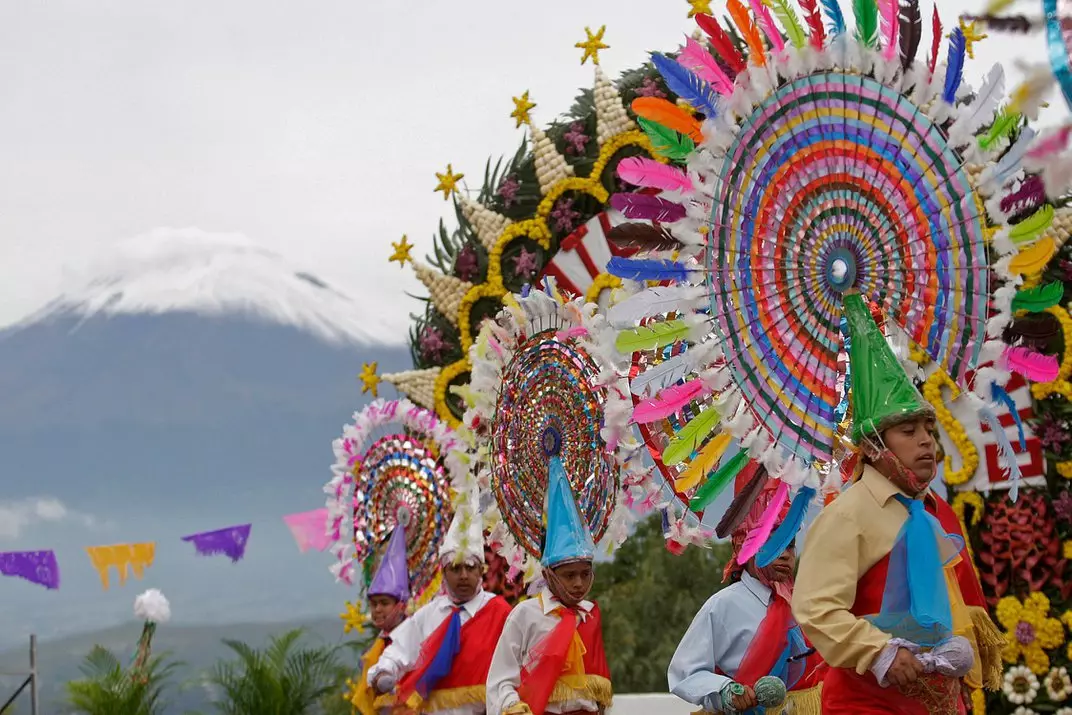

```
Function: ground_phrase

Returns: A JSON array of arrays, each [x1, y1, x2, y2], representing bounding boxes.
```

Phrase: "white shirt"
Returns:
[[486, 588, 600, 715], [368, 588, 497, 715], [667, 572, 773, 713]]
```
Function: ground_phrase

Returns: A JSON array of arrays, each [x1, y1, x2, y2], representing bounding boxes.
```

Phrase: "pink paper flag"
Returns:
[[283, 509, 332, 553]]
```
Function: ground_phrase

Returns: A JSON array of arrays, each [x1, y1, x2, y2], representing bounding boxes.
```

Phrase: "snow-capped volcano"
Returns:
[[28, 227, 402, 346]]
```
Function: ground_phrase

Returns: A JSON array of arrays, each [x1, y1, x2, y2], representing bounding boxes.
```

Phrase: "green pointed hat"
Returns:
[[843, 291, 934, 445]]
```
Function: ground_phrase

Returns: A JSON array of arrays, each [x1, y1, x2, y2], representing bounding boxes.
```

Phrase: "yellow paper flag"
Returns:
[[85, 543, 156, 590]]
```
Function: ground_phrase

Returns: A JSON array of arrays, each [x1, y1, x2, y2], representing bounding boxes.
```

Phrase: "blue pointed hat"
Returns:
[[368, 522, 410, 602], [540, 428, 596, 568]]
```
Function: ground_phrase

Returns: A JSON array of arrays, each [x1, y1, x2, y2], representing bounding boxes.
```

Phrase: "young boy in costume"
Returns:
[[668, 466, 824, 715], [792, 291, 1004, 714], [369, 496, 512, 714], [485, 452, 613, 715], [351, 522, 411, 715]]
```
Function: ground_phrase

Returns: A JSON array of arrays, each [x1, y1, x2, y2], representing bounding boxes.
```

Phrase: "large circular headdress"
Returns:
[[595, 2, 1062, 549], [462, 284, 641, 578], [324, 397, 464, 605]]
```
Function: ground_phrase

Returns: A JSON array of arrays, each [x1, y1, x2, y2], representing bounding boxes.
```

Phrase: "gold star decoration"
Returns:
[[575, 25, 609, 66], [340, 601, 368, 634], [389, 234, 413, 267], [359, 362, 381, 397], [434, 164, 464, 200], [687, 0, 713, 18], [959, 18, 988, 59], [510, 91, 537, 128]]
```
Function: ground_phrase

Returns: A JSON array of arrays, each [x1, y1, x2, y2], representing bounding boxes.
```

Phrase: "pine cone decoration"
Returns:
[[976, 489, 1067, 606]]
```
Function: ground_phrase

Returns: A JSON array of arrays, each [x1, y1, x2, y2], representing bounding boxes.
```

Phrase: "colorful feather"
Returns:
[[737, 480, 789, 564], [942, 27, 966, 103], [978, 405, 1022, 502], [632, 99, 704, 143], [979, 109, 1021, 151], [615, 318, 694, 354], [694, 13, 747, 73], [927, 5, 942, 75], [853, 0, 880, 46], [606, 255, 691, 282], [608, 285, 706, 328], [1008, 236, 1056, 274], [799, 0, 827, 48], [948, 65, 1005, 142], [677, 36, 735, 95], [690, 450, 751, 512], [879, 0, 899, 61], [715, 462, 768, 538], [1009, 204, 1054, 243], [986, 127, 1037, 191], [820, 0, 847, 35], [650, 53, 720, 118], [1004, 345, 1060, 382], [675, 432, 734, 493], [755, 486, 816, 567], [609, 193, 688, 223], [999, 175, 1046, 215], [606, 222, 682, 253], [990, 384, 1026, 450], [635, 116, 698, 161], [728, 0, 769, 65], [617, 156, 693, 192], [765, 0, 809, 48], [1012, 281, 1064, 312], [1026, 125, 1072, 160], [751, 0, 787, 52], [630, 350, 698, 396], [897, 0, 922, 69], [633, 379, 711, 424], [664, 407, 724, 465]]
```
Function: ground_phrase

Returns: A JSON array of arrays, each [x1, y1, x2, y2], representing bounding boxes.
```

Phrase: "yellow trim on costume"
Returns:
[[351, 639, 387, 715], [691, 682, 822, 715], [404, 684, 487, 713], [551, 674, 613, 706]]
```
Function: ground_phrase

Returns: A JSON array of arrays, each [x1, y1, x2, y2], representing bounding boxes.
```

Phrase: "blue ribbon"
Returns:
[[1044, 0, 1072, 114], [415, 607, 462, 697]]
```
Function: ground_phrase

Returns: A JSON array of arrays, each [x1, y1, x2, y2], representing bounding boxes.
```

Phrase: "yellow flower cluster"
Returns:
[[950, 492, 985, 574], [998, 593, 1064, 674], [920, 367, 979, 486], [1031, 305, 1072, 401], [1065, 540, 1072, 560], [585, 272, 623, 305], [1059, 461, 1072, 479]]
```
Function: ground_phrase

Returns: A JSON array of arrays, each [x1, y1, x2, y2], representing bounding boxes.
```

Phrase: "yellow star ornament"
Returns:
[[434, 164, 464, 200], [511, 91, 536, 128], [359, 362, 381, 397], [575, 25, 609, 66], [687, 0, 713, 17], [340, 601, 368, 634], [958, 18, 988, 59], [389, 235, 413, 267]]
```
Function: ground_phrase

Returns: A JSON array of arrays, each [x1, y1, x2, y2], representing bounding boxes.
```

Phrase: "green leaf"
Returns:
[[637, 117, 695, 161], [1012, 281, 1065, 312]]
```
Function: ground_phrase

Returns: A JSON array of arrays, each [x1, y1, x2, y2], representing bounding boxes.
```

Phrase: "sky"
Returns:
[[0, 0, 1062, 331]]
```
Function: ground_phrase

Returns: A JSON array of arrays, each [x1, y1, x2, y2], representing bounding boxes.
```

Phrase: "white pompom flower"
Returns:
[[1004, 665, 1039, 705], [1047, 666, 1072, 702], [133, 589, 171, 624], [1013, 708, 1038, 715]]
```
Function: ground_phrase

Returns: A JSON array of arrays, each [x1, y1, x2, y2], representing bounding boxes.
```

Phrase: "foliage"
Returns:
[[196, 629, 360, 715], [64, 645, 179, 715], [591, 514, 730, 693]]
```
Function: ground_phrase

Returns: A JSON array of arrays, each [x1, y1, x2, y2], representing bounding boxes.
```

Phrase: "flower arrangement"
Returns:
[[998, 593, 1065, 674]]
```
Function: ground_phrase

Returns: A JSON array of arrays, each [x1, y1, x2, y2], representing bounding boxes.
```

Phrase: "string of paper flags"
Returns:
[[0, 508, 332, 591]]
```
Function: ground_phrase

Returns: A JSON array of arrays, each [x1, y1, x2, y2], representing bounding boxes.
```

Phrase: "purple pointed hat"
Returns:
[[368, 522, 410, 602]]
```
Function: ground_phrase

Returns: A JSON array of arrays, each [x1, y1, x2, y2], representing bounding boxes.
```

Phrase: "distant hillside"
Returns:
[[0, 617, 366, 714]]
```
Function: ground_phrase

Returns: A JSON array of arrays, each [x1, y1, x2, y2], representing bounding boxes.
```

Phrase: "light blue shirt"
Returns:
[[667, 572, 773, 712]]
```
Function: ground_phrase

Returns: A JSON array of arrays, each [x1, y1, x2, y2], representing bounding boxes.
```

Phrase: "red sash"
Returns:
[[427, 595, 512, 691], [577, 603, 610, 679], [820, 495, 969, 714]]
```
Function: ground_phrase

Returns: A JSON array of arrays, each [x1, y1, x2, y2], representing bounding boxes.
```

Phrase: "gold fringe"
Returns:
[[971, 687, 987, 714], [551, 674, 613, 706], [404, 684, 486, 712], [689, 682, 822, 715], [968, 606, 1007, 691], [371, 693, 395, 710]]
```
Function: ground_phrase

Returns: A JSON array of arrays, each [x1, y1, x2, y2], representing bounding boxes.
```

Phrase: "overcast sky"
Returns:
[[0, 0, 1059, 330]]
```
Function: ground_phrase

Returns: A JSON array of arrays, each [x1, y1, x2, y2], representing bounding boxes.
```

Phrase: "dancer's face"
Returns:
[[443, 559, 482, 603], [368, 594, 401, 631], [746, 540, 796, 583], [877, 416, 938, 492], [550, 560, 594, 606]]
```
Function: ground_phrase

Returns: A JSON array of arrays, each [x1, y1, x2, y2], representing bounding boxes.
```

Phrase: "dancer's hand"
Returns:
[[729, 685, 758, 710], [373, 673, 395, 694], [886, 648, 924, 687]]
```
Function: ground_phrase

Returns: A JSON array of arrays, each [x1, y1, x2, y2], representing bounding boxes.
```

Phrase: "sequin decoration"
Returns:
[[353, 433, 452, 604], [489, 327, 618, 557]]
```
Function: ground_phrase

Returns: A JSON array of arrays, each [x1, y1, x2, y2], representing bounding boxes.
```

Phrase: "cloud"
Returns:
[[0, 497, 99, 540]]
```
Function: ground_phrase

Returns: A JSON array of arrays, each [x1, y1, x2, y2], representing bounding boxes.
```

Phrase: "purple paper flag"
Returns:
[[0, 550, 60, 590], [181, 524, 252, 563]]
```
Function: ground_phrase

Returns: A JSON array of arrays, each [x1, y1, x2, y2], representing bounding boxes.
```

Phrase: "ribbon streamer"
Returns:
[[0, 550, 60, 590], [181, 524, 252, 563], [85, 543, 156, 590]]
